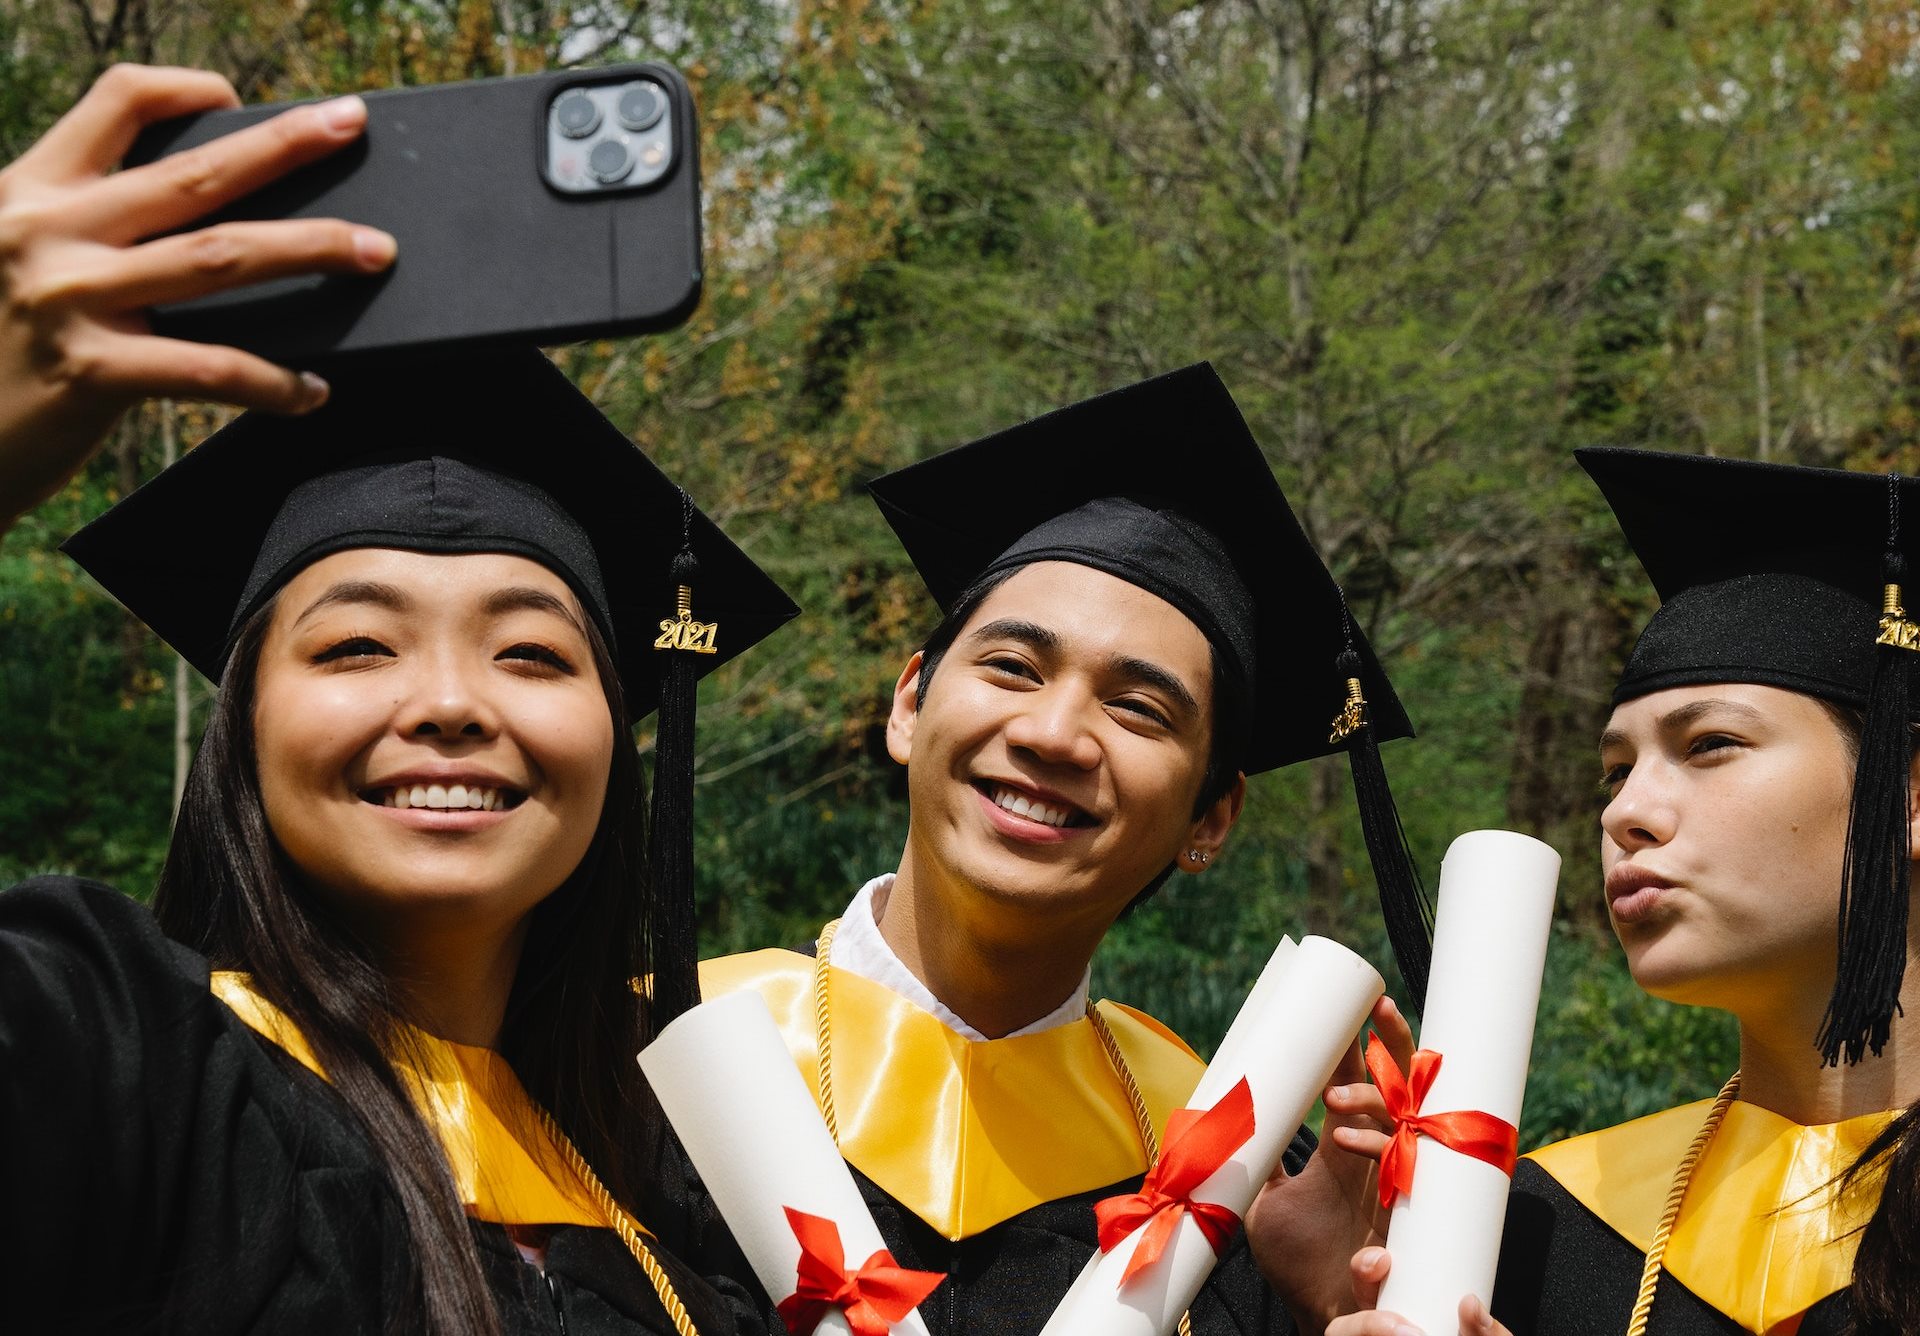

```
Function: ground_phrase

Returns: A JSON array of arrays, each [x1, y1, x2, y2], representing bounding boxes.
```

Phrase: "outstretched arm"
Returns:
[[0, 64, 395, 532]]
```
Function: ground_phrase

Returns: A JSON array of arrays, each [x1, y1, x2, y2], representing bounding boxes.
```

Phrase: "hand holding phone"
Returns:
[[0, 64, 392, 531], [124, 65, 705, 363]]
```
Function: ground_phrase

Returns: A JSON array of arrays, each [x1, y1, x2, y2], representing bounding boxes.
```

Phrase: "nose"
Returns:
[[394, 650, 497, 742], [1600, 763, 1675, 854], [1003, 681, 1102, 771]]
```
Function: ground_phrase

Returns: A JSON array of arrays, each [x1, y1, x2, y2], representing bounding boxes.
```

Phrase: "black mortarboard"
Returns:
[[869, 363, 1433, 1000], [62, 347, 799, 1021], [1580, 446, 1920, 1065]]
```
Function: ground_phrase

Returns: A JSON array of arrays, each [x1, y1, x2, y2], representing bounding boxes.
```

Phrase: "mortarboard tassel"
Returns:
[[1331, 623, 1433, 1010], [1817, 474, 1916, 1066], [648, 498, 718, 1027]]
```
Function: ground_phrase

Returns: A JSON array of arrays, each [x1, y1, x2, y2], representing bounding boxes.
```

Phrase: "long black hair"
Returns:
[[153, 590, 661, 1336], [1805, 699, 1919, 1333]]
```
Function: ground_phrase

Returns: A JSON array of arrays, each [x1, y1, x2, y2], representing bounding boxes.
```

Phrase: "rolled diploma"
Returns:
[[1039, 935, 1383, 1336], [1375, 829, 1560, 1333], [638, 989, 932, 1336]]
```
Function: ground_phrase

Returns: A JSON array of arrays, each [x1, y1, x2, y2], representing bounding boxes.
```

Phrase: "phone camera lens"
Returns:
[[588, 138, 633, 183], [616, 83, 665, 132], [555, 91, 601, 138]]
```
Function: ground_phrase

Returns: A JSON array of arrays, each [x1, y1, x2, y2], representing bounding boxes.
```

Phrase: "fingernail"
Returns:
[[298, 371, 330, 408], [1393, 1326, 1425, 1336], [354, 227, 397, 267], [317, 95, 366, 132]]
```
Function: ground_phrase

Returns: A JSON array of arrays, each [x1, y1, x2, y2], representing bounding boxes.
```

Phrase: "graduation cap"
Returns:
[[869, 363, 1432, 1003], [61, 346, 799, 1023], [1580, 445, 1920, 1066]]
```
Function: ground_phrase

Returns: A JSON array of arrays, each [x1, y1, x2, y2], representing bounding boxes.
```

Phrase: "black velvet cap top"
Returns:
[[867, 363, 1411, 774], [1578, 446, 1920, 710], [60, 347, 799, 714]]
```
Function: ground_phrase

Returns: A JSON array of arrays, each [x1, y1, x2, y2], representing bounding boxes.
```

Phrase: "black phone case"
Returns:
[[124, 64, 702, 364]]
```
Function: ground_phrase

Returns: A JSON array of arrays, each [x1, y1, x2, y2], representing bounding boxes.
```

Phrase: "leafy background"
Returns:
[[11, 0, 1920, 1147]]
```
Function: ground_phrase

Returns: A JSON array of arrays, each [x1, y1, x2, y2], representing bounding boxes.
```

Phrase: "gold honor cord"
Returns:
[[1625, 1072, 1742, 1336], [812, 919, 1195, 1336], [532, 1104, 701, 1336]]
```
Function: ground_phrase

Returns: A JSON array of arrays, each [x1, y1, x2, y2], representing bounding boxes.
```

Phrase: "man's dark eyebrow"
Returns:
[[963, 618, 1058, 654], [1110, 653, 1201, 721], [484, 585, 588, 635], [964, 617, 1201, 721], [293, 580, 409, 628]]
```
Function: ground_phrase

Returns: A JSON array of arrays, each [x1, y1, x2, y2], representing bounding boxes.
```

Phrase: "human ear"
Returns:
[[885, 652, 926, 766], [1176, 772, 1247, 874]]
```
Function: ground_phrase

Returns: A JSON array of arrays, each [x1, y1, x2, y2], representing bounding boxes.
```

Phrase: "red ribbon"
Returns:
[[1092, 1076, 1257, 1287], [775, 1207, 944, 1336], [1365, 1035, 1519, 1212]]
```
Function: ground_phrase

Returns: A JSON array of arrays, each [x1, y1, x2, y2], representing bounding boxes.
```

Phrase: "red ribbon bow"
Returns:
[[1364, 1035, 1519, 1212], [1092, 1076, 1257, 1287], [775, 1207, 944, 1336]]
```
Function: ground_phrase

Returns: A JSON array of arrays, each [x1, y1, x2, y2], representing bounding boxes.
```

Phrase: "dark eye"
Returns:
[[499, 642, 575, 673], [1597, 761, 1631, 797], [1111, 697, 1173, 728], [314, 636, 393, 664], [1687, 733, 1739, 758], [982, 655, 1037, 682]]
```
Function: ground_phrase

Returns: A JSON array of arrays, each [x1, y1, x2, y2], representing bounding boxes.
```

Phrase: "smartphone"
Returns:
[[123, 64, 702, 364]]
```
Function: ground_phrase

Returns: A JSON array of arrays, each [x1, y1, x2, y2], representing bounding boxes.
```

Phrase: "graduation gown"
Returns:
[[1491, 1099, 1893, 1336], [691, 948, 1306, 1335], [0, 876, 775, 1336]]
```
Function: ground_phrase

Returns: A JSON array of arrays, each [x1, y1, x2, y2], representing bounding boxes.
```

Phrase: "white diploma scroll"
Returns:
[[1375, 829, 1561, 1334], [1038, 935, 1383, 1336], [638, 990, 933, 1336]]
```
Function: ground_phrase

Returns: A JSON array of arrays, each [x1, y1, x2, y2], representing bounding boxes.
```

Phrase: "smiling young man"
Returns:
[[692, 365, 1428, 1335]]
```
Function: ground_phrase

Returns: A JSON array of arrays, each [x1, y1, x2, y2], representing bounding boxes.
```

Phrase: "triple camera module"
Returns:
[[544, 79, 675, 194]]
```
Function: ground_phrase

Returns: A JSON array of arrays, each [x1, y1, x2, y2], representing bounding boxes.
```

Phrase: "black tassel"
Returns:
[[1818, 475, 1915, 1066], [647, 540, 704, 1026], [1333, 643, 1434, 1010]]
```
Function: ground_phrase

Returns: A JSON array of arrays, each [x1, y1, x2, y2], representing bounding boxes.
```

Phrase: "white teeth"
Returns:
[[992, 785, 1073, 828], [384, 784, 506, 810]]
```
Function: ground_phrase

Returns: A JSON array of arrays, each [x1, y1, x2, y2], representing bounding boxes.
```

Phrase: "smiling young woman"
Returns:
[[0, 66, 801, 1330], [0, 347, 799, 1336]]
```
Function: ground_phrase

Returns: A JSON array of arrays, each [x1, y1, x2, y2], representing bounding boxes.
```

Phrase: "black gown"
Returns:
[[688, 946, 1306, 1336], [0, 876, 776, 1336]]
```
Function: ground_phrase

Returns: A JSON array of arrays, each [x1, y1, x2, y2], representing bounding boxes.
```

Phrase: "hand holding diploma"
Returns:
[[637, 990, 943, 1336], [1321, 830, 1557, 1336], [1038, 935, 1385, 1336]]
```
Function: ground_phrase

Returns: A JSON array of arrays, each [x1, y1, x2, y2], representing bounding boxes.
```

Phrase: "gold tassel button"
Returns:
[[1876, 582, 1920, 652], [1329, 677, 1368, 743], [653, 584, 720, 654]]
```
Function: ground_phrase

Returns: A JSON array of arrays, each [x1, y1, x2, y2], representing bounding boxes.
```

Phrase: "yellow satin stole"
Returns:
[[1527, 1099, 1893, 1333], [699, 948, 1207, 1241], [211, 971, 603, 1228]]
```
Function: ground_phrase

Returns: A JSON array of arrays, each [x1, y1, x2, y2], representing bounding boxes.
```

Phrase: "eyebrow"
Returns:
[[966, 617, 1202, 721], [1598, 696, 1769, 752], [483, 585, 588, 635], [293, 580, 410, 627]]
